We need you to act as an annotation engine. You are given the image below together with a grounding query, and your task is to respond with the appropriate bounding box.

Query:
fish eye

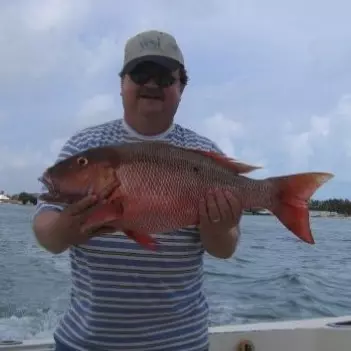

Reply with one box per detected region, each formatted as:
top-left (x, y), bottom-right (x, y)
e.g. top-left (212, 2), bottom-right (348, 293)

top-left (77, 157), bottom-right (88, 166)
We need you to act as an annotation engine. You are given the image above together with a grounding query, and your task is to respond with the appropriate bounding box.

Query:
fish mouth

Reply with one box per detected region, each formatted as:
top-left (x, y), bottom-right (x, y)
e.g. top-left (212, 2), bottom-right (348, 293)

top-left (38, 192), bottom-right (80, 205)
top-left (38, 172), bottom-right (56, 194)
top-left (37, 172), bottom-right (86, 204)
top-left (37, 172), bottom-right (60, 202)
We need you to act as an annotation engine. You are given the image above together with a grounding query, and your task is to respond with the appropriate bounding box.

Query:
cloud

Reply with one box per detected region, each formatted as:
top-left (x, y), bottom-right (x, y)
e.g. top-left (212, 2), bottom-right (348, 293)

top-left (75, 94), bottom-right (120, 129)
top-left (196, 92), bottom-right (351, 188)
top-left (281, 94), bottom-right (351, 177)
top-left (49, 138), bottom-right (67, 157)
top-left (23, 0), bottom-right (90, 32)
top-left (0, 111), bottom-right (5, 124)
top-left (282, 114), bottom-right (331, 170)
top-left (0, 0), bottom-right (350, 199)
top-left (196, 113), bottom-right (244, 157)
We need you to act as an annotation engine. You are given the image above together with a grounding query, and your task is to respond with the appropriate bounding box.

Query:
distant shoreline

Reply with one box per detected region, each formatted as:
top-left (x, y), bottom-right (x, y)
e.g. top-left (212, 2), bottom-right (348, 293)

top-left (1, 200), bottom-right (350, 218)
top-left (0, 200), bottom-right (26, 205)
top-left (243, 211), bottom-right (349, 219)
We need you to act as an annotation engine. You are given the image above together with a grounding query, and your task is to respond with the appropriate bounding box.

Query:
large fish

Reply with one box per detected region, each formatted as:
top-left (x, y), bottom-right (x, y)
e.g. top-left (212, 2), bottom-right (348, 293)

top-left (38, 141), bottom-right (334, 250)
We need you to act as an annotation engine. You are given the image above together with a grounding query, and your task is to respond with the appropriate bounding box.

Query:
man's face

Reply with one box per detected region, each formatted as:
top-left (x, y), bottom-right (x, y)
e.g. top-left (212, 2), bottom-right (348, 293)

top-left (121, 61), bottom-right (183, 119)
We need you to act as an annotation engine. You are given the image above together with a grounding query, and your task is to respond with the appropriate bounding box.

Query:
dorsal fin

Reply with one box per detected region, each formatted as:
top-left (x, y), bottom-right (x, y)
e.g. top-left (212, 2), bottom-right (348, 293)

top-left (125, 140), bottom-right (262, 175)
top-left (191, 149), bottom-right (262, 174)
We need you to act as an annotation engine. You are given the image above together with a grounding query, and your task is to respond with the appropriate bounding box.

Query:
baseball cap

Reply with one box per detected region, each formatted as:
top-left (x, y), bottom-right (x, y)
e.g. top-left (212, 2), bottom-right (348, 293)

top-left (120, 30), bottom-right (185, 75)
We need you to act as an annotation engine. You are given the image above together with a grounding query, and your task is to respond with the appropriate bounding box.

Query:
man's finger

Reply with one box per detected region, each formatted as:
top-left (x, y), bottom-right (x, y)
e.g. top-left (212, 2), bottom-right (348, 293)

top-left (206, 192), bottom-right (221, 223)
top-left (214, 190), bottom-right (231, 221)
top-left (199, 197), bottom-right (209, 223)
top-left (68, 195), bottom-right (98, 215)
top-left (225, 190), bottom-right (242, 225)
top-left (99, 180), bottom-right (120, 202)
top-left (85, 223), bottom-right (117, 237)
top-left (91, 226), bottom-right (117, 236)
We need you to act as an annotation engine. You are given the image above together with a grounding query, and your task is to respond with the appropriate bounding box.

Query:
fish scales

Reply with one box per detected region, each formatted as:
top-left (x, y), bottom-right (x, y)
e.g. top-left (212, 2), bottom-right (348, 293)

top-left (113, 142), bottom-right (264, 233)
top-left (38, 141), bottom-right (334, 249)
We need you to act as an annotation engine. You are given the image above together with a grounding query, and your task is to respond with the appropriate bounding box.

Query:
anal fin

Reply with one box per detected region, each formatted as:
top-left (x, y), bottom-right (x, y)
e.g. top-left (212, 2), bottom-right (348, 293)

top-left (124, 230), bottom-right (157, 251)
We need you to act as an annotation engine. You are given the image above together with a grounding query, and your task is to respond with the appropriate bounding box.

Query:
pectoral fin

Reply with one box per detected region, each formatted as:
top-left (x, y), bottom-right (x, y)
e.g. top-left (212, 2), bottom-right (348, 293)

top-left (81, 199), bottom-right (124, 232)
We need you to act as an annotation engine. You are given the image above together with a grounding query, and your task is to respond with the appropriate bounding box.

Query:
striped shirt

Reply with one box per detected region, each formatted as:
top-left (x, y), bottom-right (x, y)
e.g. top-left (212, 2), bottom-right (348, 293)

top-left (34, 119), bottom-right (222, 351)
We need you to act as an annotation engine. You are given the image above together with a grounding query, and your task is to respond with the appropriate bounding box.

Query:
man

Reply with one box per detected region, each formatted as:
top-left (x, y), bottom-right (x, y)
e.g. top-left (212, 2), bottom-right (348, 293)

top-left (32, 30), bottom-right (242, 351)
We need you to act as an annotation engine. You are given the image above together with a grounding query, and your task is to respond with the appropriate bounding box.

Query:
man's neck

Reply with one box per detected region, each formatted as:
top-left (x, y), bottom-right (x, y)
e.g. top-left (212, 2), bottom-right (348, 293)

top-left (123, 114), bottom-right (173, 137)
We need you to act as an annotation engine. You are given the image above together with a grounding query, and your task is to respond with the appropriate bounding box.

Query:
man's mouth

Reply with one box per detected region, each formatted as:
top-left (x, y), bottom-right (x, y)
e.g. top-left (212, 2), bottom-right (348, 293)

top-left (139, 94), bottom-right (163, 101)
top-left (138, 88), bottom-right (164, 101)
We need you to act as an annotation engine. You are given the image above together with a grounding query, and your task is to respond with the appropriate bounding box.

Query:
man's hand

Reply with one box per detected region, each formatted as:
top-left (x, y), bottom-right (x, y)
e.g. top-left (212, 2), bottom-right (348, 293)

top-left (51, 194), bottom-right (117, 247)
top-left (198, 189), bottom-right (242, 258)
top-left (33, 181), bottom-right (119, 254)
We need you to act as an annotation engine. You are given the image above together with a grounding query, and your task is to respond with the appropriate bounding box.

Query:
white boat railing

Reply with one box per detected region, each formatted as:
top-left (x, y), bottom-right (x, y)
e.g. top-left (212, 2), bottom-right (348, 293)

top-left (1, 315), bottom-right (351, 351)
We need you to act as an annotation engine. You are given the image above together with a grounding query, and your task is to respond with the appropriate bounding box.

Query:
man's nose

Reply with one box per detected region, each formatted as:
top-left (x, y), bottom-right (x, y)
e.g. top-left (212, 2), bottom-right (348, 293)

top-left (143, 79), bottom-right (159, 88)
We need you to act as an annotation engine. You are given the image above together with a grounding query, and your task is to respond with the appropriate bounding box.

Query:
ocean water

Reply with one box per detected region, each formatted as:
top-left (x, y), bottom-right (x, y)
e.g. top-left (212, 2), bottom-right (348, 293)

top-left (1, 203), bottom-right (351, 342)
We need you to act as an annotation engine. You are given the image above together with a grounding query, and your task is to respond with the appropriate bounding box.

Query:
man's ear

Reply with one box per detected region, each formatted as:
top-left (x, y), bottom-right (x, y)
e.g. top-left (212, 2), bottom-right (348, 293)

top-left (120, 76), bottom-right (124, 96)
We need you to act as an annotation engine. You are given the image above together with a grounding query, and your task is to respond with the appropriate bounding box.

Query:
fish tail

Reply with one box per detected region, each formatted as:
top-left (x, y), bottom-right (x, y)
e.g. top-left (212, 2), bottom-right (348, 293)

top-left (267, 172), bottom-right (334, 244)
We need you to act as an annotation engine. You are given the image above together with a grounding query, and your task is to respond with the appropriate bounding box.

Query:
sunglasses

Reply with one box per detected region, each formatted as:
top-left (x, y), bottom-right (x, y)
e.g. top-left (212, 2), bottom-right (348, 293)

top-left (128, 63), bottom-right (177, 88)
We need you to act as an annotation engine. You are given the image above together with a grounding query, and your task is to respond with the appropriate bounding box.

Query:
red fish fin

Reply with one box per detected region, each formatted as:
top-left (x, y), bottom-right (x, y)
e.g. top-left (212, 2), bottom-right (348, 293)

top-left (81, 201), bottom-right (123, 232)
top-left (124, 230), bottom-right (157, 251)
top-left (105, 187), bottom-right (124, 204)
top-left (268, 172), bottom-right (334, 244)
top-left (192, 149), bottom-right (261, 174)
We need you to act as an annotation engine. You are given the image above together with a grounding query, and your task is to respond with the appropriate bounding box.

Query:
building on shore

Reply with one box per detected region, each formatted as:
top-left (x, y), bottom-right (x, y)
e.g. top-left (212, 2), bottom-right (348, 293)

top-left (0, 194), bottom-right (10, 203)
top-left (244, 208), bottom-right (272, 215)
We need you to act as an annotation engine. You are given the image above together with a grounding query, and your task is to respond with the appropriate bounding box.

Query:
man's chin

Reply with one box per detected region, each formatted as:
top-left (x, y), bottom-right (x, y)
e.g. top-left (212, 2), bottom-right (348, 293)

top-left (138, 97), bottom-right (163, 104)
top-left (138, 99), bottom-right (164, 113)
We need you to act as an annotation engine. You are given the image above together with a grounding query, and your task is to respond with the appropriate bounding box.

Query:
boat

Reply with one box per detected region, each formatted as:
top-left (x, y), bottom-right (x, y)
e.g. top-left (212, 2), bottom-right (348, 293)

top-left (1, 315), bottom-right (350, 351)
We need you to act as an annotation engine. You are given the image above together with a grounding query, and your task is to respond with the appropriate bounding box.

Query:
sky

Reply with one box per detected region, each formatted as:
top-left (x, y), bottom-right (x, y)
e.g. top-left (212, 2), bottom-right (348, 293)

top-left (0, 0), bottom-right (350, 199)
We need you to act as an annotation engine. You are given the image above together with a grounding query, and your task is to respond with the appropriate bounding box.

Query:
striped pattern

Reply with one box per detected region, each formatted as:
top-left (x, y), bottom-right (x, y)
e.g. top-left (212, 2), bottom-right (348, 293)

top-left (34, 119), bottom-right (221, 351)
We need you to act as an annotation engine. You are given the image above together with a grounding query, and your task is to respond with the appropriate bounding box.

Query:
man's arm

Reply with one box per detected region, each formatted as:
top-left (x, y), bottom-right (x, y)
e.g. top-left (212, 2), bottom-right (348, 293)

top-left (32, 133), bottom-right (84, 253)
top-left (198, 143), bottom-right (242, 259)
top-left (200, 226), bottom-right (240, 259)
top-left (32, 209), bottom-right (66, 254)
top-left (198, 189), bottom-right (241, 259)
